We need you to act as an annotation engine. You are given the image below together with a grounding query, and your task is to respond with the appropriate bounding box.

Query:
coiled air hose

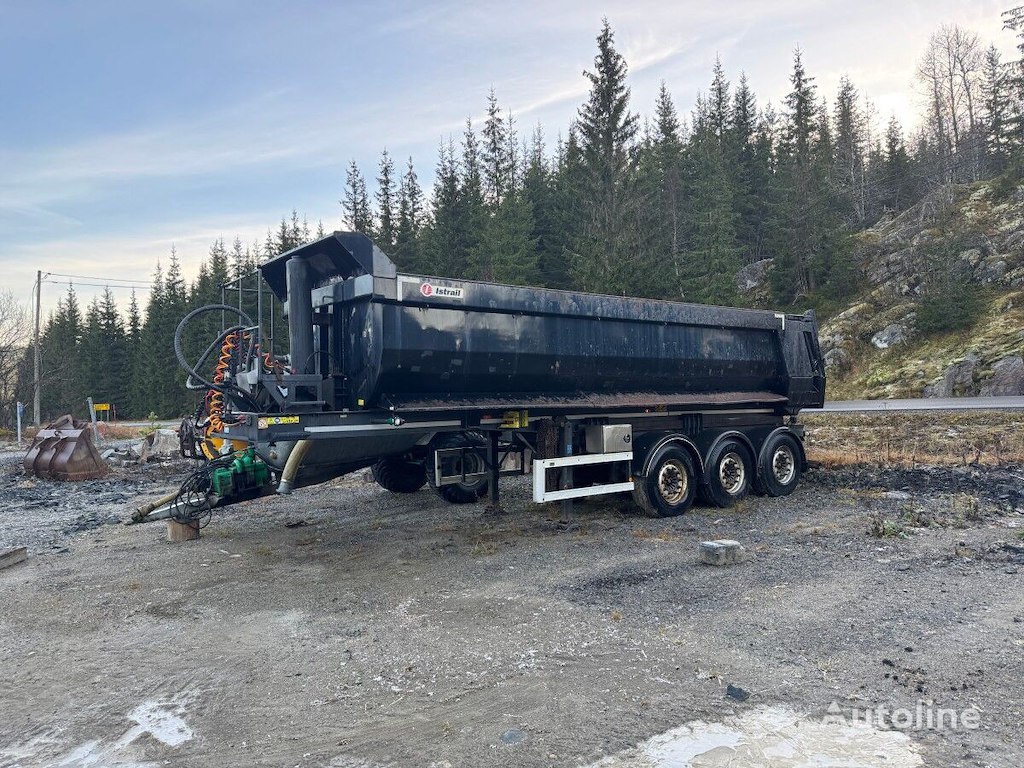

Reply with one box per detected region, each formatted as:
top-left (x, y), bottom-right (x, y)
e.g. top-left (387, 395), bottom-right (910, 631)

top-left (174, 304), bottom-right (254, 391)
top-left (174, 304), bottom-right (262, 411)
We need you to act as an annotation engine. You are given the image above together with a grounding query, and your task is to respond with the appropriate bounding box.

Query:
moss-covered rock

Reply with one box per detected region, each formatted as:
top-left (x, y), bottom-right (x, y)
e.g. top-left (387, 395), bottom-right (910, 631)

top-left (824, 179), bottom-right (1024, 400)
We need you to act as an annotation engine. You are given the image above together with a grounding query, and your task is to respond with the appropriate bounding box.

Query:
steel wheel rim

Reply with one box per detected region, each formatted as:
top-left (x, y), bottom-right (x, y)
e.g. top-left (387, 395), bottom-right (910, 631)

top-left (464, 452), bottom-right (485, 487)
top-left (718, 451), bottom-right (746, 496)
top-left (444, 450), bottom-right (481, 481)
top-left (657, 459), bottom-right (688, 504)
top-left (772, 445), bottom-right (796, 486)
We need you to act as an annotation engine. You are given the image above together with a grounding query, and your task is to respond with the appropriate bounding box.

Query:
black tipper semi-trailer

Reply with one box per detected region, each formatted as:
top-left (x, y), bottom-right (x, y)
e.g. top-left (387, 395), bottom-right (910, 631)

top-left (170, 231), bottom-right (825, 521)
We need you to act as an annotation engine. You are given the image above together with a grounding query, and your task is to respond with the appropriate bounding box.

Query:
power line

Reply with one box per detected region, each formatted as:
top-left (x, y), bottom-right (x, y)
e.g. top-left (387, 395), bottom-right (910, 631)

top-left (43, 280), bottom-right (151, 290)
top-left (46, 271), bottom-right (151, 287)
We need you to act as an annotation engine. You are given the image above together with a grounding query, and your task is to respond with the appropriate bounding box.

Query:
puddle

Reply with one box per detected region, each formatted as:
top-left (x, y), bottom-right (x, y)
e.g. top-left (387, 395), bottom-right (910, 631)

top-left (122, 699), bottom-right (193, 747)
top-left (590, 706), bottom-right (923, 767)
top-left (0, 697), bottom-right (195, 767)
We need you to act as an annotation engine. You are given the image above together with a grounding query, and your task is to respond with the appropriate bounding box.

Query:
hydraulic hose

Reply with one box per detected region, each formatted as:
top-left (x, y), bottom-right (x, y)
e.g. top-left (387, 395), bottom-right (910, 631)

top-left (129, 489), bottom-right (181, 524)
top-left (173, 304), bottom-right (254, 391)
top-left (184, 325), bottom-right (247, 390)
top-left (277, 440), bottom-right (312, 495)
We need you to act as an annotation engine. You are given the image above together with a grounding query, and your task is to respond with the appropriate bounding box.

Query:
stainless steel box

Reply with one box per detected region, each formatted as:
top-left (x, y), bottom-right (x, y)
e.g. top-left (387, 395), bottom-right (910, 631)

top-left (585, 424), bottom-right (632, 453)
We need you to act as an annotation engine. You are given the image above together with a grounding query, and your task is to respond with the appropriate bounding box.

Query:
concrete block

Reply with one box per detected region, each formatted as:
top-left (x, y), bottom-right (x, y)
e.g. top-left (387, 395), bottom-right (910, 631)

top-left (699, 539), bottom-right (746, 566)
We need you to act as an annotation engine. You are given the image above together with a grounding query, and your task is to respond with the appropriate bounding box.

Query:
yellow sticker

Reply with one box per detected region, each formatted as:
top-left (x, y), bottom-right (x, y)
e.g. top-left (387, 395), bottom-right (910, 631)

top-left (271, 415), bottom-right (300, 425)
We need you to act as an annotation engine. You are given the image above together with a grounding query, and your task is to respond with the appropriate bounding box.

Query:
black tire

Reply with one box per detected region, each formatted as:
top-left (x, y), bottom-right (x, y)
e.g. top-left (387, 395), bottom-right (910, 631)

top-left (428, 436), bottom-right (488, 504)
top-left (755, 432), bottom-right (802, 497)
top-left (700, 439), bottom-right (754, 508)
top-left (372, 457), bottom-right (427, 494)
top-left (632, 445), bottom-right (697, 518)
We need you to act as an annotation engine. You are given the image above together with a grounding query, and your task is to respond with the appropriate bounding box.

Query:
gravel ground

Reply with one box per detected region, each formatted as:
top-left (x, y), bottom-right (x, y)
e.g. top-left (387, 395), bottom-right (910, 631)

top-left (0, 446), bottom-right (187, 555)
top-left (1, 457), bottom-right (1023, 767)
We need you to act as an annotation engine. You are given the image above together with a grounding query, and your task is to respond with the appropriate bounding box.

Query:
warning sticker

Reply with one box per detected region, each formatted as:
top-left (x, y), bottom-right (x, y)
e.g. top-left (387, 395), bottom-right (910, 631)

top-left (259, 415), bottom-right (300, 429)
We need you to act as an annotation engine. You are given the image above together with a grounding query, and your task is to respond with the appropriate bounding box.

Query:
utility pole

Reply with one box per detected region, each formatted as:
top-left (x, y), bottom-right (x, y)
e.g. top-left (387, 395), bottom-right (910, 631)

top-left (33, 269), bottom-right (41, 426)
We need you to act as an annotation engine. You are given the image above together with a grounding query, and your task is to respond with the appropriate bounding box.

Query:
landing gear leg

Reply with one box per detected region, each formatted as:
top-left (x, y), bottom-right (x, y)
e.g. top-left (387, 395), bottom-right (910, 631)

top-left (486, 430), bottom-right (502, 513)
top-left (559, 421), bottom-right (573, 520)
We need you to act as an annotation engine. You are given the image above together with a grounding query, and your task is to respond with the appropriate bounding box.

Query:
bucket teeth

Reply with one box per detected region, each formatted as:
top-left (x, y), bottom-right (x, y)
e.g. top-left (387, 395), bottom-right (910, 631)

top-left (23, 414), bottom-right (109, 481)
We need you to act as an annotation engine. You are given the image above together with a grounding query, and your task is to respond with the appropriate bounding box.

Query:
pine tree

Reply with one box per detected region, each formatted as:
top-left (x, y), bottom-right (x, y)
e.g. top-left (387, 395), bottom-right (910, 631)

top-left (482, 88), bottom-right (511, 208)
top-left (79, 289), bottom-right (127, 412)
top-left (708, 56), bottom-right (731, 146)
top-left (162, 248), bottom-right (189, 415)
top-left (375, 150), bottom-right (398, 250)
top-left (983, 45), bottom-right (1011, 171)
top-left (471, 192), bottom-right (538, 284)
top-left (879, 116), bottom-right (914, 211)
top-left (684, 121), bottom-right (741, 304)
top-left (1004, 8), bottom-right (1024, 157)
top-left (771, 49), bottom-right (842, 301)
top-left (833, 76), bottom-right (868, 225)
top-left (572, 19), bottom-right (641, 295)
top-left (423, 138), bottom-right (467, 276)
top-left (639, 82), bottom-right (686, 298)
top-left (131, 262), bottom-right (164, 418)
top-left (728, 74), bottom-right (772, 261)
top-left (342, 160), bottom-right (375, 236)
top-left (38, 287), bottom-right (83, 417)
top-left (459, 119), bottom-right (487, 272)
top-left (125, 290), bottom-right (143, 417)
top-left (781, 49), bottom-right (817, 159)
top-left (523, 125), bottom-right (566, 288)
top-left (394, 157), bottom-right (424, 270)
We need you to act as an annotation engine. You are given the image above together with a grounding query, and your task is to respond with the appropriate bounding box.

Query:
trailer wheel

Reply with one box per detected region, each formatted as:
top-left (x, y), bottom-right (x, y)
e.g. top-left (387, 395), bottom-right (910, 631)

top-left (428, 436), bottom-right (488, 504)
top-left (632, 445), bottom-right (697, 518)
top-left (755, 433), bottom-right (802, 497)
top-left (701, 440), bottom-right (753, 508)
top-left (372, 457), bottom-right (427, 494)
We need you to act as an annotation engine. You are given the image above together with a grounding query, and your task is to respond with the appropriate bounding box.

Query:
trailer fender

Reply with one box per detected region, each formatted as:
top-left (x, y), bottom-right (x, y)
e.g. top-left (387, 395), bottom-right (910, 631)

top-left (693, 430), bottom-right (758, 500)
top-left (632, 432), bottom-right (704, 481)
top-left (702, 430), bottom-right (757, 468)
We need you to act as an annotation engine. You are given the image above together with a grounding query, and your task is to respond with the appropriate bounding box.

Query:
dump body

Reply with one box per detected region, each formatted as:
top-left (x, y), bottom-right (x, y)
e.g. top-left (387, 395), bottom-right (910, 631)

top-left (260, 233), bottom-right (824, 415)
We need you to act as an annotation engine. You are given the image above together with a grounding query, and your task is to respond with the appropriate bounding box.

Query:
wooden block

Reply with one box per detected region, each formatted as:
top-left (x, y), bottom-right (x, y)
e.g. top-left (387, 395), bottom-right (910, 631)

top-left (166, 520), bottom-right (201, 543)
top-left (0, 547), bottom-right (28, 571)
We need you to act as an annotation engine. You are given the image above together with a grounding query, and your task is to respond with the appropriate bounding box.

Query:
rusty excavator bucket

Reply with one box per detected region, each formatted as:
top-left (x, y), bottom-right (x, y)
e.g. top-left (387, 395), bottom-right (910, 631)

top-left (23, 414), bottom-right (109, 481)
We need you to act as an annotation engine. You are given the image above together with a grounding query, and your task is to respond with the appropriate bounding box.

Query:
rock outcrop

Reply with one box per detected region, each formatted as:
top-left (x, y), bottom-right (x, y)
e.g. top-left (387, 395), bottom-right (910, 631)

top-left (736, 258), bottom-right (773, 294)
top-left (980, 355), bottom-right (1024, 396)
top-left (923, 352), bottom-right (981, 398)
top-left (819, 179), bottom-right (1024, 399)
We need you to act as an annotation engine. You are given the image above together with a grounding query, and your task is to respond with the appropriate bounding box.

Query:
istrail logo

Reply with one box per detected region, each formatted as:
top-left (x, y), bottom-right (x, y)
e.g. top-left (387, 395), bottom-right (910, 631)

top-left (420, 282), bottom-right (464, 299)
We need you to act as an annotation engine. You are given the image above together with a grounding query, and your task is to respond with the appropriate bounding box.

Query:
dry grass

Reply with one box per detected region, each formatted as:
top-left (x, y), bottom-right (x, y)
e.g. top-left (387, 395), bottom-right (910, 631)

top-left (630, 528), bottom-right (680, 542)
top-left (804, 410), bottom-right (1024, 468)
top-left (97, 423), bottom-right (151, 440)
top-left (470, 539), bottom-right (499, 556)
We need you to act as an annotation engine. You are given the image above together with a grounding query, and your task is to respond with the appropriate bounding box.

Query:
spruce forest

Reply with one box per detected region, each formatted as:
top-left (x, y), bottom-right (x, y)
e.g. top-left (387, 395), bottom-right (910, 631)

top-left (16, 14), bottom-right (1024, 422)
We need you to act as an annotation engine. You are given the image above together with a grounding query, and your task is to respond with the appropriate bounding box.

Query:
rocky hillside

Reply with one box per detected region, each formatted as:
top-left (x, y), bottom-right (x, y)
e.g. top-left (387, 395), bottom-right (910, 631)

top-left (808, 180), bottom-right (1024, 399)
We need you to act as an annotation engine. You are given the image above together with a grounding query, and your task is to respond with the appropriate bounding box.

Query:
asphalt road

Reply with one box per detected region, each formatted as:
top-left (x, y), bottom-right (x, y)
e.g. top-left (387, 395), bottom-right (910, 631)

top-left (821, 396), bottom-right (1024, 412)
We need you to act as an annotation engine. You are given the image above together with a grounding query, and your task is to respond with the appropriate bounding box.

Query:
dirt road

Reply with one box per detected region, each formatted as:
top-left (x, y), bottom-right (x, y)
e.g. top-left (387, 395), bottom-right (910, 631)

top-left (1, 461), bottom-right (1023, 767)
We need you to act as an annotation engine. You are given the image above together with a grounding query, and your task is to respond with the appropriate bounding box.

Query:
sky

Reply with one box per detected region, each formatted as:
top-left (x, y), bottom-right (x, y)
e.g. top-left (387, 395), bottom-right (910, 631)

top-left (0, 0), bottom-right (1015, 317)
